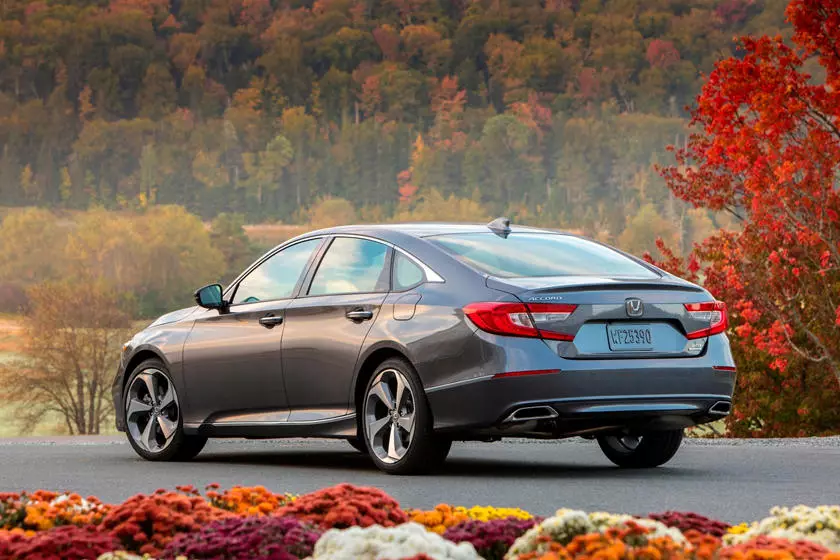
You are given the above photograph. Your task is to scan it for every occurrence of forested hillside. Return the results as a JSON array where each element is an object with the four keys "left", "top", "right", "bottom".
[{"left": 0, "top": 0, "right": 788, "bottom": 244}]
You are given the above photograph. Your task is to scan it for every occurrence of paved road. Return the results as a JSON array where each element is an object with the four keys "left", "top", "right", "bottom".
[{"left": 1, "top": 436, "right": 838, "bottom": 523}]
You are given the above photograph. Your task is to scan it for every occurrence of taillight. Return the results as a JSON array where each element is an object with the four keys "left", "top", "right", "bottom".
[
  {"left": 463, "top": 302, "right": 578, "bottom": 341},
  {"left": 684, "top": 301, "right": 728, "bottom": 339}
]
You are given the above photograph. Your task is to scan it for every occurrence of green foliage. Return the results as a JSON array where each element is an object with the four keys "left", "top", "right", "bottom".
[
  {"left": 0, "top": 0, "right": 780, "bottom": 238},
  {"left": 306, "top": 196, "right": 357, "bottom": 229}
]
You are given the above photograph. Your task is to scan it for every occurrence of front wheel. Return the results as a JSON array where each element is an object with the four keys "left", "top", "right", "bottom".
[
  {"left": 597, "top": 429, "right": 683, "bottom": 468},
  {"left": 124, "top": 359, "right": 207, "bottom": 462},
  {"left": 362, "top": 358, "right": 451, "bottom": 475}
]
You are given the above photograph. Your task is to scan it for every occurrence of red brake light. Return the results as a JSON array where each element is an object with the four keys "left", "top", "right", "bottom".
[
  {"left": 684, "top": 301, "right": 728, "bottom": 339},
  {"left": 463, "top": 302, "right": 577, "bottom": 341}
]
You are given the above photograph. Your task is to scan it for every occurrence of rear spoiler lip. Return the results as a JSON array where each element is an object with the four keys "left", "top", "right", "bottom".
[{"left": 486, "top": 277, "right": 706, "bottom": 294}]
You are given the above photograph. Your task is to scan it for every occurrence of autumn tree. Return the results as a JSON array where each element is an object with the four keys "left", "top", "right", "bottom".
[
  {"left": 656, "top": 0, "right": 840, "bottom": 435},
  {"left": 0, "top": 280, "right": 134, "bottom": 434}
]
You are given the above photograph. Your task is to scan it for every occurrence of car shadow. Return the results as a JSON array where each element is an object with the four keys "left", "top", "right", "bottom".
[{"left": 191, "top": 448, "right": 703, "bottom": 480}]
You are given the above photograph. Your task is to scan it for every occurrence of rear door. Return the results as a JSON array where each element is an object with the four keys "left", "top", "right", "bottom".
[{"left": 281, "top": 236, "right": 392, "bottom": 421}]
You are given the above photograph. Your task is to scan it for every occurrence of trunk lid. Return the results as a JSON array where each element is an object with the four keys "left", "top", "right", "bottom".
[{"left": 487, "top": 275, "right": 715, "bottom": 358}]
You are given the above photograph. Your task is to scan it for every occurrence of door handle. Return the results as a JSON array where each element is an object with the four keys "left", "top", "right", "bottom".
[
  {"left": 258, "top": 314, "right": 284, "bottom": 328},
  {"left": 345, "top": 309, "right": 373, "bottom": 321}
]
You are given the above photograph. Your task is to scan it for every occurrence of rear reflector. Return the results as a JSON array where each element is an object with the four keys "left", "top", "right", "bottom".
[
  {"left": 463, "top": 302, "right": 577, "bottom": 341},
  {"left": 684, "top": 301, "right": 728, "bottom": 339},
  {"left": 713, "top": 365, "right": 737, "bottom": 372},
  {"left": 492, "top": 368, "right": 561, "bottom": 379}
]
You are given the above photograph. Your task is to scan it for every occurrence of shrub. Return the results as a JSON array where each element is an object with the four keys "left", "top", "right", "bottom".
[
  {"left": 508, "top": 525, "right": 694, "bottom": 560},
  {"left": 0, "top": 282, "right": 28, "bottom": 313},
  {"left": 648, "top": 510, "right": 731, "bottom": 537},
  {"left": 719, "top": 535, "right": 833, "bottom": 559},
  {"left": 507, "top": 509, "right": 686, "bottom": 557},
  {"left": 409, "top": 505, "right": 469, "bottom": 534},
  {"left": 162, "top": 515, "right": 321, "bottom": 559},
  {"left": 204, "top": 485, "right": 295, "bottom": 516},
  {"left": 410, "top": 505, "right": 534, "bottom": 533},
  {"left": 276, "top": 484, "right": 408, "bottom": 529},
  {"left": 99, "top": 490, "right": 230, "bottom": 555},
  {"left": 723, "top": 505, "right": 840, "bottom": 552},
  {"left": 0, "top": 491, "right": 110, "bottom": 531},
  {"left": 0, "top": 525, "right": 119, "bottom": 560},
  {"left": 311, "top": 522, "right": 481, "bottom": 560},
  {"left": 444, "top": 517, "right": 537, "bottom": 560}
]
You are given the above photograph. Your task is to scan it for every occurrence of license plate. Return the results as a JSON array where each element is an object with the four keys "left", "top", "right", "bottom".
[{"left": 607, "top": 324, "right": 654, "bottom": 351}]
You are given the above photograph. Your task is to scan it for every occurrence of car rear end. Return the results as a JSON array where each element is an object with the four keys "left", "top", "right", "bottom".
[{"left": 422, "top": 230, "right": 736, "bottom": 440}]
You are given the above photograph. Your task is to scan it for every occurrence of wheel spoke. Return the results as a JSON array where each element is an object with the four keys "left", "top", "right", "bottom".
[
  {"left": 397, "top": 412, "right": 414, "bottom": 434},
  {"left": 393, "top": 374, "right": 406, "bottom": 409},
  {"left": 157, "top": 415, "right": 177, "bottom": 440},
  {"left": 371, "top": 380, "right": 395, "bottom": 410},
  {"left": 136, "top": 372, "right": 159, "bottom": 403},
  {"left": 386, "top": 424, "right": 400, "bottom": 460},
  {"left": 126, "top": 397, "right": 152, "bottom": 419},
  {"left": 368, "top": 416, "right": 390, "bottom": 438},
  {"left": 140, "top": 417, "right": 157, "bottom": 451},
  {"left": 158, "top": 383, "right": 176, "bottom": 409}
]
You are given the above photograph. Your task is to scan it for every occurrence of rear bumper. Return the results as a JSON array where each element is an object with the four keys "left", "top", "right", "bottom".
[{"left": 426, "top": 338, "right": 736, "bottom": 436}]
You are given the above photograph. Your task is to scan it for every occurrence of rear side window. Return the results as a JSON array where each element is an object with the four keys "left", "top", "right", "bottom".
[
  {"left": 428, "top": 233, "right": 659, "bottom": 278},
  {"left": 392, "top": 252, "right": 425, "bottom": 291},
  {"left": 308, "top": 237, "right": 390, "bottom": 295}
]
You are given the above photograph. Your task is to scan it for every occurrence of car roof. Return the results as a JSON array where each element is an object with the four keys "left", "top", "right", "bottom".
[{"left": 304, "top": 222, "right": 572, "bottom": 239}]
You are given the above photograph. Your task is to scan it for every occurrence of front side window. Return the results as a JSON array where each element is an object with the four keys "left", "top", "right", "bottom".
[
  {"left": 232, "top": 238, "right": 321, "bottom": 304},
  {"left": 428, "top": 233, "right": 659, "bottom": 278},
  {"left": 308, "top": 238, "right": 390, "bottom": 296}
]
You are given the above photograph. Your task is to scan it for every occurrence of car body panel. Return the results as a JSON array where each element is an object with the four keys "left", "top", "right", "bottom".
[
  {"left": 113, "top": 222, "right": 737, "bottom": 442},
  {"left": 181, "top": 300, "right": 289, "bottom": 423},
  {"left": 282, "top": 291, "right": 388, "bottom": 419}
]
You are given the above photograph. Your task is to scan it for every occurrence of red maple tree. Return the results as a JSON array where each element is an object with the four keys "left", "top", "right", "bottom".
[{"left": 654, "top": 0, "right": 840, "bottom": 435}]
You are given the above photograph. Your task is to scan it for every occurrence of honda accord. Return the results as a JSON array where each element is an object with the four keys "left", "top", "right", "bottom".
[{"left": 112, "top": 218, "right": 735, "bottom": 474}]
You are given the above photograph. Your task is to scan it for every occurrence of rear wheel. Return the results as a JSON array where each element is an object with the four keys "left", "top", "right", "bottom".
[
  {"left": 124, "top": 359, "right": 207, "bottom": 462},
  {"left": 362, "top": 357, "right": 451, "bottom": 475},
  {"left": 597, "top": 429, "right": 683, "bottom": 468}
]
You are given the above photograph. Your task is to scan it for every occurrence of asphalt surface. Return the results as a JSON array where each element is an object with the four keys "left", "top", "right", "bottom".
[{"left": 1, "top": 436, "right": 838, "bottom": 523}]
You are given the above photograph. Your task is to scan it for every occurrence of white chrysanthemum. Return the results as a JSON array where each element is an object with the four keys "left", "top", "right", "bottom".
[
  {"left": 505, "top": 508, "right": 686, "bottom": 558},
  {"left": 50, "top": 493, "right": 105, "bottom": 513},
  {"left": 310, "top": 522, "right": 482, "bottom": 560},
  {"left": 723, "top": 505, "right": 840, "bottom": 551}
]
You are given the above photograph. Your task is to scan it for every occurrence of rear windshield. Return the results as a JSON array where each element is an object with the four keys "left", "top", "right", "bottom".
[{"left": 428, "top": 232, "right": 659, "bottom": 278}]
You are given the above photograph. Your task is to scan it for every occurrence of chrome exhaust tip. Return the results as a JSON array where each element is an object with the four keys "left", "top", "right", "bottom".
[
  {"left": 709, "top": 401, "right": 731, "bottom": 415},
  {"left": 503, "top": 405, "right": 559, "bottom": 423}
]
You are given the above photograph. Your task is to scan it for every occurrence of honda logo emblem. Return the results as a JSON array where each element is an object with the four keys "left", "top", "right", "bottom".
[{"left": 625, "top": 298, "right": 644, "bottom": 317}]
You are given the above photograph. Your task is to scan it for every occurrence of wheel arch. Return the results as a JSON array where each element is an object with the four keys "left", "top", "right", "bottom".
[
  {"left": 352, "top": 344, "right": 412, "bottom": 415},
  {"left": 123, "top": 347, "right": 170, "bottom": 389}
]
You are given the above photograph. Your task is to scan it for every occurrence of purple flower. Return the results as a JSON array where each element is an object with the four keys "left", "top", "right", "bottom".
[
  {"left": 161, "top": 515, "right": 321, "bottom": 559},
  {"left": 443, "top": 517, "right": 537, "bottom": 560}
]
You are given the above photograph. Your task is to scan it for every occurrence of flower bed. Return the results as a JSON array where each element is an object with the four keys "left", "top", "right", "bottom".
[{"left": 1, "top": 484, "right": 840, "bottom": 560}]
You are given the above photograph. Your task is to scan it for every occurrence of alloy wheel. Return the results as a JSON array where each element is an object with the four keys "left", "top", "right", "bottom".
[
  {"left": 364, "top": 368, "right": 416, "bottom": 464},
  {"left": 125, "top": 368, "right": 180, "bottom": 454}
]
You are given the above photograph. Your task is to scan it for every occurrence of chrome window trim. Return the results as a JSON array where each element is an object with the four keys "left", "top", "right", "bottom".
[{"left": 329, "top": 233, "right": 445, "bottom": 284}]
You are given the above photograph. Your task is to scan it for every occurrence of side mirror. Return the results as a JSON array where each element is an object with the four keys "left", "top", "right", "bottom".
[{"left": 194, "top": 284, "right": 227, "bottom": 310}]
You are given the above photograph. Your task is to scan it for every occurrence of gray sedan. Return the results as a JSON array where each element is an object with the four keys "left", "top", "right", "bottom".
[{"left": 112, "top": 219, "right": 736, "bottom": 474}]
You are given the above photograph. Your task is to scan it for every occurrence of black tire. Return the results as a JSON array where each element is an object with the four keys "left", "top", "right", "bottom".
[
  {"left": 124, "top": 359, "right": 207, "bottom": 462},
  {"left": 361, "top": 357, "right": 451, "bottom": 475},
  {"left": 597, "top": 429, "right": 684, "bottom": 468},
  {"left": 347, "top": 437, "right": 367, "bottom": 453}
]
